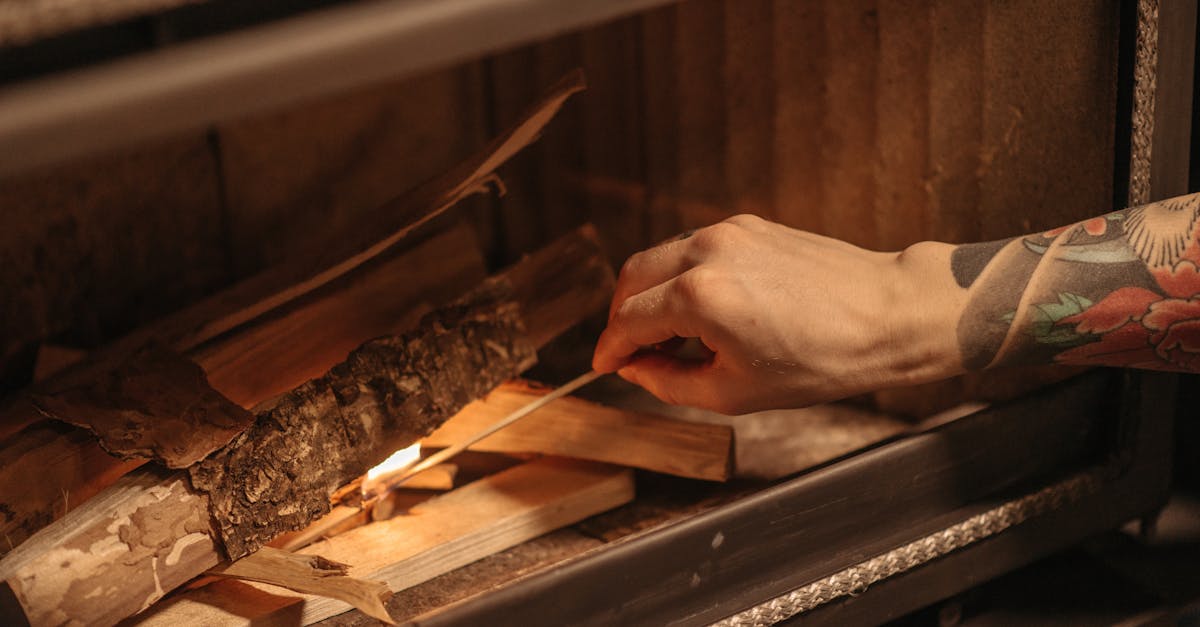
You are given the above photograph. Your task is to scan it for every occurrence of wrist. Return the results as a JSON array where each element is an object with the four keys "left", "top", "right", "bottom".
[{"left": 882, "top": 241, "right": 968, "bottom": 385}]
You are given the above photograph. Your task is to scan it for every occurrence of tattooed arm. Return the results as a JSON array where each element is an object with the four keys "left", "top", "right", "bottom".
[
  {"left": 956, "top": 193, "right": 1200, "bottom": 371},
  {"left": 592, "top": 193, "right": 1200, "bottom": 414}
]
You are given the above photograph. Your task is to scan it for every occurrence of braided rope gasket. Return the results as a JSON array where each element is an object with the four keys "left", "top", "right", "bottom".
[
  {"left": 709, "top": 470, "right": 1104, "bottom": 627},
  {"left": 1128, "top": 0, "right": 1160, "bottom": 207}
]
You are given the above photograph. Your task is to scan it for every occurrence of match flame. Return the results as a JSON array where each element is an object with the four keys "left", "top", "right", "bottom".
[{"left": 366, "top": 442, "right": 421, "bottom": 482}]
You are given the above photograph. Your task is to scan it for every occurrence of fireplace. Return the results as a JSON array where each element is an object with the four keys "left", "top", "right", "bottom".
[{"left": 0, "top": 1, "right": 1193, "bottom": 625}]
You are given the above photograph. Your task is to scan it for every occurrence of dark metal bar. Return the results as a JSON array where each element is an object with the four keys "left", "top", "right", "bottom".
[{"left": 0, "top": 0, "right": 677, "bottom": 176}]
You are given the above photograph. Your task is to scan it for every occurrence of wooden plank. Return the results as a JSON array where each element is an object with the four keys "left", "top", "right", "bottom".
[
  {"left": 407, "top": 372, "right": 1114, "bottom": 626},
  {"left": 0, "top": 223, "right": 613, "bottom": 626},
  {"left": 206, "top": 547, "right": 392, "bottom": 624},
  {"left": 0, "top": 288, "right": 525, "bottom": 626},
  {"left": 423, "top": 380, "right": 733, "bottom": 481},
  {"left": 503, "top": 223, "right": 615, "bottom": 349},
  {"left": 135, "top": 458, "right": 635, "bottom": 626},
  {"left": 0, "top": 468, "right": 218, "bottom": 627},
  {"left": 0, "top": 73, "right": 592, "bottom": 550}
]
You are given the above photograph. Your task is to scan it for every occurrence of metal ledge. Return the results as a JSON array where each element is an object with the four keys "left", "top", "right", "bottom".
[{"left": 0, "top": 0, "right": 673, "bottom": 176}]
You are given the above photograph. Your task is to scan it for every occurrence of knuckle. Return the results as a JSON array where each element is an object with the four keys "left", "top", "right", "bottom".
[
  {"left": 612, "top": 297, "right": 639, "bottom": 323},
  {"left": 691, "top": 223, "right": 735, "bottom": 252},
  {"left": 617, "top": 252, "right": 646, "bottom": 282},
  {"left": 674, "top": 267, "right": 717, "bottom": 304},
  {"left": 724, "top": 213, "right": 765, "bottom": 229}
]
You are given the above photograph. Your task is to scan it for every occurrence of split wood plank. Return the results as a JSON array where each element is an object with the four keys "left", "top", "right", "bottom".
[
  {"left": 424, "top": 380, "right": 733, "bottom": 481},
  {"left": 206, "top": 546, "right": 392, "bottom": 624},
  {"left": 49, "top": 70, "right": 587, "bottom": 377},
  {"left": 363, "top": 463, "right": 458, "bottom": 495},
  {"left": 0, "top": 468, "right": 218, "bottom": 627},
  {"left": 0, "top": 284, "right": 528, "bottom": 627},
  {"left": 134, "top": 458, "right": 635, "bottom": 626},
  {"left": 0, "top": 66, "right": 585, "bottom": 440},
  {"left": 0, "top": 420, "right": 144, "bottom": 553},
  {"left": 0, "top": 223, "right": 613, "bottom": 626},
  {"left": 0, "top": 68, "right": 594, "bottom": 550},
  {"left": 0, "top": 226, "right": 483, "bottom": 553},
  {"left": 194, "top": 224, "right": 487, "bottom": 409}
]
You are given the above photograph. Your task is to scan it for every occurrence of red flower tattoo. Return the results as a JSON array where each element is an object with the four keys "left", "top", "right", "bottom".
[{"left": 1058, "top": 254, "right": 1200, "bottom": 370}]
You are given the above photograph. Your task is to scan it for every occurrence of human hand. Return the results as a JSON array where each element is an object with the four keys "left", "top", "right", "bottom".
[{"left": 592, "top": 215, "right": 966, "bottom": 414}]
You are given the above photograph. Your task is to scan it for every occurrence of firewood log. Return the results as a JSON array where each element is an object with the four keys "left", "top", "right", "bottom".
[
  {"left": 0, "top": 225, "right": 614, "bottom": 626},
  {"left": 135, "top": 458, "right": 635, "bottom": 626},
  {"left": 0, "top": 69, "right": 589, "bottom": 551}
]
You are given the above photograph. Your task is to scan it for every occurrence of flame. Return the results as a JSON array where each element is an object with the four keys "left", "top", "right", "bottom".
[{"left": 366, "top": 442, "right": 421, "bottom": 482}]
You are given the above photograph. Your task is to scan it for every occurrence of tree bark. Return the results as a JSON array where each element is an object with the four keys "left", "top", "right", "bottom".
[
  {"left": 0, "top": 281, "right": 530, "bottom": 626},
  {"left": 136, "top": 458, "right": 635, "bottom": 626},
  {"left": 0, "top": 67, "right": 590, "bottom": 550},
  {"left": 190, "top": 279, "right": 536, "bottom": 559},
  {"left": 0, "top": 224, "right": 614, "bottom": 626}
]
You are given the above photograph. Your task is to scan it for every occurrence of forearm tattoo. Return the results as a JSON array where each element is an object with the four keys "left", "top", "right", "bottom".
[{"left": 954, "top": 192, "right": 1200, "bottom": 371}]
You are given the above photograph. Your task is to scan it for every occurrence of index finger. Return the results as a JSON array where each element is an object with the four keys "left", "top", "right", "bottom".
[
  {"left": 610, "top": 233, "right": 696, "bottom": 320},
  {"left": 592, "top": 277, "right": 703, "bottom": 372}
]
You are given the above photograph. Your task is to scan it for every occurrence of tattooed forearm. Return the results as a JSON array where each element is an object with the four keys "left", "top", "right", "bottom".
[{"left": 955, "top": 192, "right": 1200, "bottom": 372}]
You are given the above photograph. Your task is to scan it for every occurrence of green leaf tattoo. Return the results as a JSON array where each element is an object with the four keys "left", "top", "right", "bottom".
[{"left": 1000, "top": 292, "right": 1094, "bottom": 347}]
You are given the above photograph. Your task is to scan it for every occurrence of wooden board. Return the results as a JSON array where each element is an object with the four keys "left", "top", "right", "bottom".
[
  {"left": 0, "top": 71, "right": 595, "bottom": 552},
  {"left": 206, "top": 547, "right": 392, "bottom": 624},
  {"left": 0, "top": 226, "right": 484, "bottom": 552},
  {"left": 0, "top": 421, "right": 143, "bottom": 553},
  {"left": 424, "top": 380, "right": 733, "bottom": 481},
  {"left": 0, "top": 222, "right": 613, "bottom": 626},
  {"left": 404, "top": 372, "right": 1126, "bottom": 626},
  {"left": 135, "top": 458, "right": 635, "bottom": 626},
  {"left": 0, "top": 468, "right": 217, "bottom": 627}
]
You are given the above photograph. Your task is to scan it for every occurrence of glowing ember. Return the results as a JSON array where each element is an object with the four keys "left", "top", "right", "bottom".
[{"left": 366, "top": 442, "right": 422, "bottom": 482}]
